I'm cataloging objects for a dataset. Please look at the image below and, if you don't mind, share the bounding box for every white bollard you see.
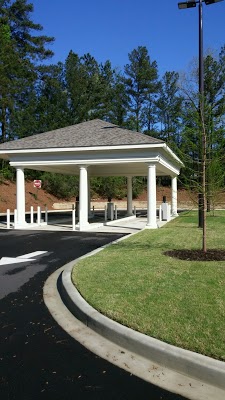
[7,209,10,229]
[168,204,171,221]
[45,206,48,224]
[114,205,117,220]
[14,209,17,227]
[104,205,107,222]
[37,206,41,224]
[72,207,76,231]
[134,206,136,216]
[159,205,162,222]
[30,206,34,224]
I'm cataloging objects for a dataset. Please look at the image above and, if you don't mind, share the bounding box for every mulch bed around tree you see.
[164,249,225,262]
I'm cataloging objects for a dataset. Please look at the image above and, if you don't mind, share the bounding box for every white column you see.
[127,176,133,216]
[146,164,157,229]
[78,165,89,230]
[87,175,91,217]
[16,167,26,227]
[171,176,178,216]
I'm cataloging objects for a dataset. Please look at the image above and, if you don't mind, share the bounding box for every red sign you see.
[33,180,42,189]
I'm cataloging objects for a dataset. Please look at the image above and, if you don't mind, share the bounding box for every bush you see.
[41,172,79,200]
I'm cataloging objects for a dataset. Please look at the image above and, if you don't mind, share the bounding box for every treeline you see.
[1,1,225,203]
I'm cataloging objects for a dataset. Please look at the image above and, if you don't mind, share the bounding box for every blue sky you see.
[31,0,225,77]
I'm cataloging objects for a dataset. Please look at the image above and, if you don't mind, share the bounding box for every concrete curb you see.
[60,240,225,394]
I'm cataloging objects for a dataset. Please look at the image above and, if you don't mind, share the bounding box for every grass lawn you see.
[72,211,225,362]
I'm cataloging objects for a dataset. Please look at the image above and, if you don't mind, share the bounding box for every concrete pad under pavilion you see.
[0,119,184,231]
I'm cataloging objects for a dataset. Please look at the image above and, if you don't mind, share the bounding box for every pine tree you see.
[156,71,183,148]
[124,46,158,132]
[0,0,54,143]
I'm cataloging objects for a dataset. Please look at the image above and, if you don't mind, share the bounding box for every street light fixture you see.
[205,0,223,4]
[178,2,196,8]
[178,0,224,233]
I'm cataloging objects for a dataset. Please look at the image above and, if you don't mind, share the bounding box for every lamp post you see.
[178,0,223,232]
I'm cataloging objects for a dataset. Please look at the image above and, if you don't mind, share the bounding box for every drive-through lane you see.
[0,229,187,400]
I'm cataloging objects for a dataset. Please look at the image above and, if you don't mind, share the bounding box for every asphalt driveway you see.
[0,229,187,400]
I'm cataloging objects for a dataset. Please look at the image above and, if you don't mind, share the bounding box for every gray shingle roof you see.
[0,119,164,151]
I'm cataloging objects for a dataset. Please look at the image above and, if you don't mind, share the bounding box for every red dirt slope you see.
[0,180,198,213]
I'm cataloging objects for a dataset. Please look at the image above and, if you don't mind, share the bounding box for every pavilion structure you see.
[0,119,184,230]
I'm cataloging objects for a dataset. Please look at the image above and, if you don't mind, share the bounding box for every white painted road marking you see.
[0,251,48,266]
[17,251,47,259]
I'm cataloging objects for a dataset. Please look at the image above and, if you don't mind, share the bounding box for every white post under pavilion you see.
[171,176,178,217]
[78,165,89,230]
[127,176,133,216]
[16,167,26,227]
[146,164,157,229]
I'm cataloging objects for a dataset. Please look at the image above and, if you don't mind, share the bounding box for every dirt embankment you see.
[0,180,60,213]
[0,180,198,213]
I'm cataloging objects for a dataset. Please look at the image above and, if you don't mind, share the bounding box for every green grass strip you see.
[72,211,225,361]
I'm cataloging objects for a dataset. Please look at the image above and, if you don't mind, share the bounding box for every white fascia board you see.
[0,142,184,167]
[0,143,165,155]
[162,144,184,167]
[158,156,180,176]
[10,156,160,168]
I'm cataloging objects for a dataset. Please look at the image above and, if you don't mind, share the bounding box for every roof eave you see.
[0,142,165,154]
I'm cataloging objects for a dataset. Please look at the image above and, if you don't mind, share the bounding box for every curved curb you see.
[60,245,225,395]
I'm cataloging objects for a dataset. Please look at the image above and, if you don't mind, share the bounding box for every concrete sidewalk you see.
[0,214,169,233]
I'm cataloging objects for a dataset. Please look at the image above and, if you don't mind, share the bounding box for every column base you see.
[76,222,90,231]
[14,221,28,229]
[145,223,158,229]
[126,212,134,217]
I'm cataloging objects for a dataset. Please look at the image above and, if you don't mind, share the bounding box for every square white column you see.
[16,167,27,227]
[127,176,133,216]
[171,176,178,216]
[78,165,89,230]
[146,164,157,229]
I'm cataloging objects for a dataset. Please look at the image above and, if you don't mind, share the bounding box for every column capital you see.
[15,166,25,171]
[78,164,89,169]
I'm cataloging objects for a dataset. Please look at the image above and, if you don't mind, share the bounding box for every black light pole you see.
[198,0,204,229]
[178,0,224,230]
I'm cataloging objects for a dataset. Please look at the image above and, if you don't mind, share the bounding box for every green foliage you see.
[40,172,79,200]
[132,177,147,198]
[65,51,117,124]
[0,0,54,143]
[156,71,183,146]
[0,163,15,182]
[90,176,145,200]
[91,177,126,200]
[124,46,159,132]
